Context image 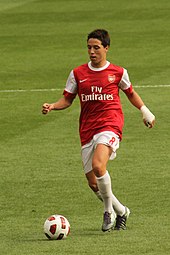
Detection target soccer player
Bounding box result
[42,29,155,232]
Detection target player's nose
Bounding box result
[89,47,95,54]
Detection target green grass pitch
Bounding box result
[0,0,169,254]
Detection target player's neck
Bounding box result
[91,60,107,68]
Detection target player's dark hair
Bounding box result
[87,29,110,48]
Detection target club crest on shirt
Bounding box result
[108,74,116,83]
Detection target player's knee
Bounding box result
[92,161,104,177]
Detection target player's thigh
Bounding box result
[92,144,112,176]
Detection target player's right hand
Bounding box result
[42,103,52,114]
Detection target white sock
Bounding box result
[94,172,125,216]
[94,190,103,202]
[95,190,125,216]
[111,193,125,216]
[96,171,113,213]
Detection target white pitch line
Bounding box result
[0,88,62,93]
[134,85,170,88]
[0,85,170,93]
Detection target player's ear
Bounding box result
[105,45,109,52]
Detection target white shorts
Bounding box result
[81,131,120,174]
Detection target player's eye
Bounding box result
[94,46,100,50]
[87,45,100,50]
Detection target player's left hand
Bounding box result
[143,118,155,128]
[140,105,155,128]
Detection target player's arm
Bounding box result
[125,88,144,109]
[125,89,155,128]
[42,70,77,115]
[119,68,155,128]
[42,96,73,115]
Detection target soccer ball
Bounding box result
[44,214,70,240]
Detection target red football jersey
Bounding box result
[63,61,133,146]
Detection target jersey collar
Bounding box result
[88,61,110,71]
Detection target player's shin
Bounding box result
[94,190,103,201]
[96,171,113,213]
[111,193,125,216]
[93,182,125,216]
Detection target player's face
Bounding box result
[87,38,109,68]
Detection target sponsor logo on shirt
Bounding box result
[81,86,113,102]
